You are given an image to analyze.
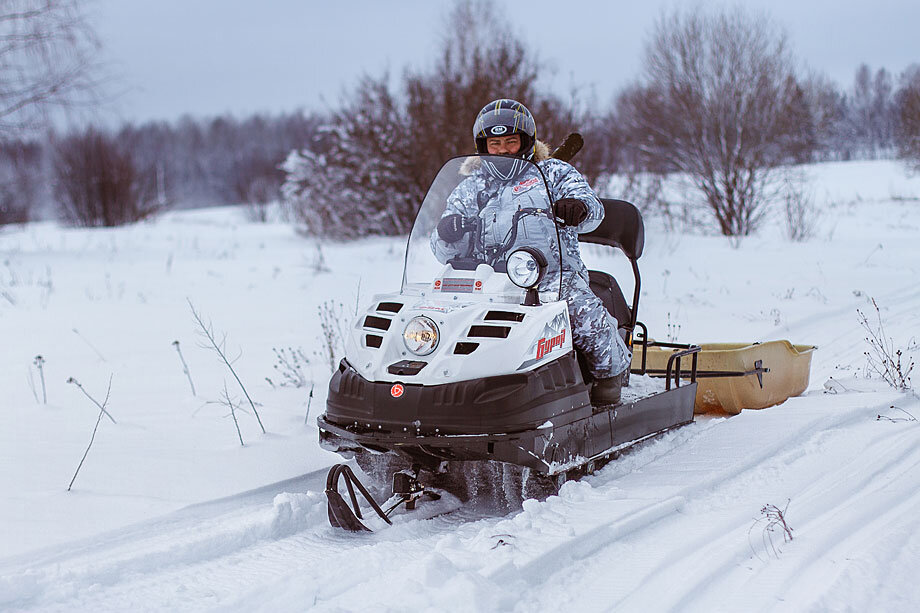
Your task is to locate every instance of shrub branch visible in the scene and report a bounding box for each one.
[749,499,794,560]
[188,299,265,433]
[857,298,914,391]
[220,381,245,446]
[67,375,114,491]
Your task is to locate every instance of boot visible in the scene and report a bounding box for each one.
[591,371,625,406]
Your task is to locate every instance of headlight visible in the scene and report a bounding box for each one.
[507,248,546,288]
[403,316,439,356]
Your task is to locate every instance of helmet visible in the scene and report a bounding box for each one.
[472,99,536,180]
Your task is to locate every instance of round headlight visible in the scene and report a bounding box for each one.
[507,248,545,288]
[403,316,439,356]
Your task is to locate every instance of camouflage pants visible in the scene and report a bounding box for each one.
[564,273,631,379]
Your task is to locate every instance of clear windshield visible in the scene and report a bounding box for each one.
[402,155,563,303]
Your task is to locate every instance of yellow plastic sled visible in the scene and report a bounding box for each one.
[631,340,816,415]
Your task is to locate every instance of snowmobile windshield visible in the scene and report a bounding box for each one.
[402,155,563,304]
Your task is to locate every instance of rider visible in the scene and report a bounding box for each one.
[432,98,630,404]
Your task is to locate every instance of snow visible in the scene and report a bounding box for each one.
[1,159,919,611]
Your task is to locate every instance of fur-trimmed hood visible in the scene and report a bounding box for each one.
[459,139,552,175]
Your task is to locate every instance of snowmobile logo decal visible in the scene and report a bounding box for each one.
[518,312,570,370]
[536,329,565,360]
[390,383,404,398]
[512,177,540,194]
[489,125,507,135]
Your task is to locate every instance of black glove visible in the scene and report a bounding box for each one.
[437,214,468,242]
[553,198,588,226]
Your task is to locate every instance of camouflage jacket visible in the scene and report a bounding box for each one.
[431,140,603,283]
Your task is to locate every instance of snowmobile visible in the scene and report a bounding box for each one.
[317,153,701,531]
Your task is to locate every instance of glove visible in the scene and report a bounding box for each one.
[553,198,588,227]
[437,214,468,242]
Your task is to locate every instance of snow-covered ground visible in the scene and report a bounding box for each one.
[1,160,918,611]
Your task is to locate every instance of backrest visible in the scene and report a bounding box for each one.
[580,199,644,261]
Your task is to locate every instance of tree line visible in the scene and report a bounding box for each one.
[1,1,918,236]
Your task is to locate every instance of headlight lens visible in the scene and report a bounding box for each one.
[403,316,439,356]
[507,249,543,288]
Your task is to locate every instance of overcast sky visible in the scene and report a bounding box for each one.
[91,0,920,124]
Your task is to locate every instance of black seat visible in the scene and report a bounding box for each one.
[579,199,645,345]
[588,270,631,329]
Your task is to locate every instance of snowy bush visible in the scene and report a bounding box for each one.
[281,125,415,240]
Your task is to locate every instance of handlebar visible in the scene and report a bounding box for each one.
[487,207,552,267]
[445,206,555,271]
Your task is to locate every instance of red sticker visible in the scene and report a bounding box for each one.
[390,383,404,398]
[434,280,442,289]
[513,177,540,194]
[474,280,482,289]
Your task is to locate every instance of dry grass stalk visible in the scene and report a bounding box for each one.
[188,299,265,433]
[67,375,114,491]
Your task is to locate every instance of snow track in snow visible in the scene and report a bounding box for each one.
[0,466,476,611]
[3,390,919,611]
[0,470,331,610]
[0,392,920,611]
[504,392,920,612]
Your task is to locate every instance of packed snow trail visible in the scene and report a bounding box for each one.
[0,466,474,611]
[4,386,917,611]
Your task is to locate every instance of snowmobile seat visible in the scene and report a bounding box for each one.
[588,270,632,329]
[580,199,645,345]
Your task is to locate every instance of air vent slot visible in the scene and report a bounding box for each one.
[468,325,510,338]
[454,342,479,355]
[377,302,403,313]
[484,310,525,322]
[365,334,383,348]
[364,315,391,331]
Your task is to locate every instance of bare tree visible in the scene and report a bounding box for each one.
[847,65,897,158]
[618,8,805,236]
[0,138,42,224]
[799,72,849,161]
[53,126,159,227]
[895,64,920,169]
[0,0,100,138]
